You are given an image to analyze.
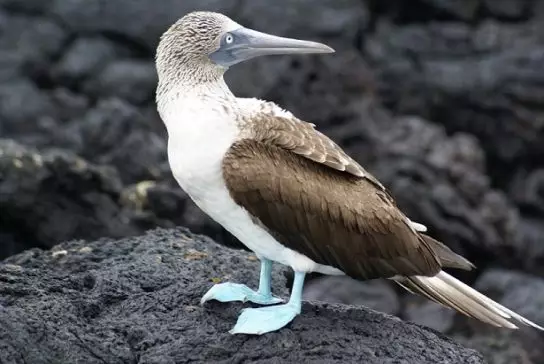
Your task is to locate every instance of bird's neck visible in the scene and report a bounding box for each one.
[156,69,236,112]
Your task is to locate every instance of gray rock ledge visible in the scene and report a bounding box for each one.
[0,228,484,364]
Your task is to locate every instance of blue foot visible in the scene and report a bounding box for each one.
[230,271,306,335]
[200,282,283,305]
[201,258,283,305]
[229,303,301,335]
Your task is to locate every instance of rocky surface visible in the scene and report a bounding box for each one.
[0,228,485,364]
[1,0,544,362]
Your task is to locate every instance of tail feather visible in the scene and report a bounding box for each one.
[393,271,544,331]
[419,234,475,271]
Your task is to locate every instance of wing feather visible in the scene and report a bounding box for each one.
[222,139,442,280]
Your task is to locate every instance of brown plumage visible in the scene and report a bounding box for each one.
[224,139,444,280]
[225,114,471,280]
[223,114,542,330]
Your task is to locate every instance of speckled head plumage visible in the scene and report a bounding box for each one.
[155,11,334,90]
[155,12,238,86]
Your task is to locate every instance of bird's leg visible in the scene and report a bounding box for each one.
[200,258,283,305]
[230,271,306,335]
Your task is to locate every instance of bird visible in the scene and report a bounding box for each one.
[155,11,544,335]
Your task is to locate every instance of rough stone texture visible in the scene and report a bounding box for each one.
[402,296,456,333]
[512,217,544,276]
[2,0,544,361]
[0,139,244,259]
[51,37,129,88]
[368,0,537,22]
[0,228,485,364]
[455,331,535,364]
[342,102,520,268]
[83,60,158,104]
[0,139,138,250]
[302,276,400,315]
[363,19,544,169]
[474,269,544,326]
[446,269,544,364]
[49,0,239,50]
[54,98,166,183]
[0,13,67,80]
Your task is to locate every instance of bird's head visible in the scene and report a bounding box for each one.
[156,11,334,84]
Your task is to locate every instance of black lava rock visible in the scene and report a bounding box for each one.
[49,0,239,50]
[57,98,167,183]
[83,60,157,104]
[474,269,544,327]
[343,101,520,269]
[303,276,400,315]
[0,227,485,364]
[0,79,56,135]
[1,1,544,360]
[363,19,544,169]
[0,13,67,80]
[0,139,139,251]
[51,37,128,88]
[452,268,544,363]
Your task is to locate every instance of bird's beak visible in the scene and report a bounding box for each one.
[209,27,334,67]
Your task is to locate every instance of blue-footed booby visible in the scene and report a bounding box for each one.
[155,11,544,335]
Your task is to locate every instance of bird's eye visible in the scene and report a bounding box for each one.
[225,33,234,44]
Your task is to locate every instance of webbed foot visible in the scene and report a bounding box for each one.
[201,282,283,305]
[229,302,301,335]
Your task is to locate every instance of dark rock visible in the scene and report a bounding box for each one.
[482,0,530,19]
[512,217,544,276]
[453,266,544,364]
[369,0,533,22]
[0,227,485,363]
[0,14,67,79]
[509,168,544,216]
[225,57,292,99]
[237,0,368,39]
[456,269,544,361]
[0,0,52,14]
[0,139,139,248]
[455,331,535,364]
[403,296,456,333]
[49,87,91,121]
[0,232,32,260]
[263,48,375,126]
[368,0,480,22]
[0,86,90,146]
[125,181,247,251]
[0,137,243,259]
[364,20,544,167]
[49,0,239,50]
[58,98,167,183]
[347,101,520,267]
[51,37,127,88]
[474,269,544,326]
[84,60,157,104]
[303,276,400,315]
[0,79,56,135]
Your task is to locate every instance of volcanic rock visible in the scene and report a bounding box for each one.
[0,228,485,364]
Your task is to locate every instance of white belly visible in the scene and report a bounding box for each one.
[161,95,343,274]
[168,140,341,275]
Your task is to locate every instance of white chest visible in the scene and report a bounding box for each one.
[158,94,342,275]
[162,98,238,202]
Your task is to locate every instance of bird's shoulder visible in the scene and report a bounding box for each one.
[235,99,388,194]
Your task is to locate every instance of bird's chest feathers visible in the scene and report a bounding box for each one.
[163,99,239,201]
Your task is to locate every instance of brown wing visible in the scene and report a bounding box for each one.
[249,113,389,195]
[222,139,442,280]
